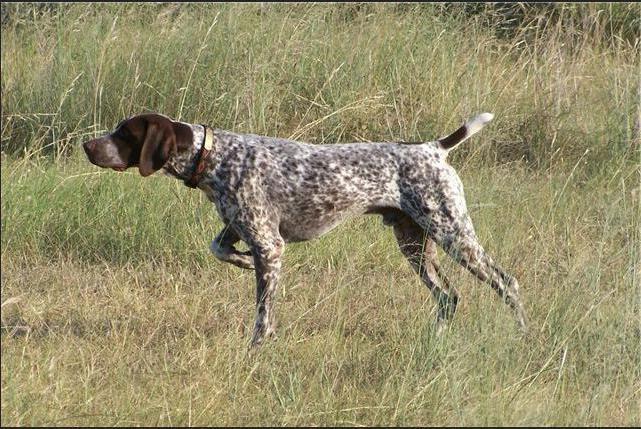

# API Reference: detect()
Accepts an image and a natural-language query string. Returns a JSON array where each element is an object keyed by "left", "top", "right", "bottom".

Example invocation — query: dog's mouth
[
  {"left": 85, "top": 154, "right": 128, "bottom": 171},
  {"left": 83, "top": 138, "right": 133, "bottom": 172}
]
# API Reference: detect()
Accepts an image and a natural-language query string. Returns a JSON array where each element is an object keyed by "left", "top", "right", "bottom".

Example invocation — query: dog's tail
[{"left": 437, "top": 113, "right": 494, "bottom": 151}]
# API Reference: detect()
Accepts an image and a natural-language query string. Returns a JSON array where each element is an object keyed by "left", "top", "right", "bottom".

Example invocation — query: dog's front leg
[
  {"left": 210, "top": 227, "right": 255, "bottom": 270},
  {"left": 250, "top": 236, "right": 284, "bottom": 347}
]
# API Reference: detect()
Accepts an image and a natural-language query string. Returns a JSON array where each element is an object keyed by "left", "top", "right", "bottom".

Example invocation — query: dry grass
[{"left": 2, "top": 155, "right": 639, "bottom": 426}]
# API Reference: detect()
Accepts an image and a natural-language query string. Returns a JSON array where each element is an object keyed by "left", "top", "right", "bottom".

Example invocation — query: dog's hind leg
[
  {"left": 437, "top": 216, "right": 528, "bottom": 332},
  {"left": 388, "top": 210, "right": 460, "bottom": 334}
]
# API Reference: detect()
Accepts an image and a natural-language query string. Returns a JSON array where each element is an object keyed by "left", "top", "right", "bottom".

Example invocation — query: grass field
[{"left": 2, "top": 3, "right": 640, "bottom": 426}]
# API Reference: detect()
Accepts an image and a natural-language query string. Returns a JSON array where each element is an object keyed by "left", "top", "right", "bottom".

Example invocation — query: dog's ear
[
  {"left": 172, "top": 121, "right": 195, "bottom": 151},
  {"left": 139, "top": 120, "right": 176, "bottom": 177}
]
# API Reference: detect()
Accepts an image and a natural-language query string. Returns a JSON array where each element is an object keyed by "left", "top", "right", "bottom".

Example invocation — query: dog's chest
[{"left": 199, "top": 182, "right": 240, "bottom": 224}]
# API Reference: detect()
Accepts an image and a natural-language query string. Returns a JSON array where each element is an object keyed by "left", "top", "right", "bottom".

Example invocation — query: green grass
[
  {"left": 1, "top": 2, "right": 640, "bottom": 426},
  {"left": 1, "top": 3, "right": 638, "bottom": 165},
  {"left": 2, "top": 154, "right": 639, "bottom": 426}
]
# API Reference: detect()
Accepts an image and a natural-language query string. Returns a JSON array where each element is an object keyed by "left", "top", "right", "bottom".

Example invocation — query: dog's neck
[
  {"left": 161, "top": 123, "right": 210, "bottom": 183},
  {"left": 190, "top": 124, "right": 206, "bottom": 152}
]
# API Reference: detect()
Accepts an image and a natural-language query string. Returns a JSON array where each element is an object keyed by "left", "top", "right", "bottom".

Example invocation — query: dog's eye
[{"left": 114, "top": 127, "right": 133, "bottom": 140}]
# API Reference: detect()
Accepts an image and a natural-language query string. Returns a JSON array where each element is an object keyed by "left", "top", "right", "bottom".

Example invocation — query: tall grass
[
  {"left": 1, "top": 3, "right": 638, "bottom": 166},
  {"left": 1, "top": 3, "right": 640, "bottom": 426}
]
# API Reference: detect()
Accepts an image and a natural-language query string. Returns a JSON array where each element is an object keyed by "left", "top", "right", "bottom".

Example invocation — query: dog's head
[{"left": 82, "top": 113, "right": 193, "bottom": 176}]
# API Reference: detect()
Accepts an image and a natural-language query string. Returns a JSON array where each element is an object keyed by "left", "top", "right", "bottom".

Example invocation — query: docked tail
[{"left": 438, "top": 112, "right": 494, "bottom": 151}]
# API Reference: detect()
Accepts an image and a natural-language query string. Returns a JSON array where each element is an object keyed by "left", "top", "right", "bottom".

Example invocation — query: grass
[
  {"left": 1, "top": 3, "right": 638, "bottom": 165},
  {"left": 1, "top": 2, "right": 640, "bottom": 426}
]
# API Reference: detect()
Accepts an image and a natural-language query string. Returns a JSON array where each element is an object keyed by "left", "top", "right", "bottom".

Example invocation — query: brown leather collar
[{"left": 184, "top": 125, "right": 214, "bottom": 189}]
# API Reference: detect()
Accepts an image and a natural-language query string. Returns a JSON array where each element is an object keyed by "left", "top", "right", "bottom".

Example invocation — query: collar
[{"left": 184, "top": 125, "right": 214, "bottom": 189}]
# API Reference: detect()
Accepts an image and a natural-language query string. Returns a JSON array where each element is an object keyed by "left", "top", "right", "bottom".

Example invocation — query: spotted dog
[{"left": 83, "top": 112, "right": 528, "bottom": 346}]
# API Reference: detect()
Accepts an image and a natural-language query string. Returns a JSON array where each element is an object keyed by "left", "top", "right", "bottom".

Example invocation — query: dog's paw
[{"left": 230, "top": 254, "right": 255, "bottom": 270}]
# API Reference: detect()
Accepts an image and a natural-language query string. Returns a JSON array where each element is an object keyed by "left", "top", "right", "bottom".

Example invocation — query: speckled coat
[{"left": 83, "top": 112, "right": 528, "bottom": 347}]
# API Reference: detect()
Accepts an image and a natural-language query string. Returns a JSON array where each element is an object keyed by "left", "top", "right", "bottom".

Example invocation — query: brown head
[{"left": 82, "top": 113, "right": 194, "bottom": 176}]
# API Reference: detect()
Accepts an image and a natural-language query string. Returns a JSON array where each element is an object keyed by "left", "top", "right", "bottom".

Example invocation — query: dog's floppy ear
[{"left": 139, "top": 120, "right": 176, "bottom": 177}]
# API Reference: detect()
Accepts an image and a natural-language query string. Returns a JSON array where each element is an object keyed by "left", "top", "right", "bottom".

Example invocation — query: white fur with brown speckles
[{"left": 157, "top": 113, "right": 528, "bottom": 346}]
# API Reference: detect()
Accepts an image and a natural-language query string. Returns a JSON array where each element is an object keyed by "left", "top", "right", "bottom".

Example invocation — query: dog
[{"left": 83, "top": 112, "right": 528, "bottom": 346}]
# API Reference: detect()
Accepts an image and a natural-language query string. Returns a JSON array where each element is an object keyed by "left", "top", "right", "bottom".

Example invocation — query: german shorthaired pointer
[{"left": 83, "top": 112, "right": 528, "bottom": 346}]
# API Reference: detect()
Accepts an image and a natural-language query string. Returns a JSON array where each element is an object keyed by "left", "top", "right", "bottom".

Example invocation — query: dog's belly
[
  {"left": 278, "top": 208, "right": 361, "bottom": 242},
  {"left": 277, "top": 195, "right": 397, "bottom": 242},
  {"left": 273, "top": 172, "right": 401, "bottom": 242}
]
